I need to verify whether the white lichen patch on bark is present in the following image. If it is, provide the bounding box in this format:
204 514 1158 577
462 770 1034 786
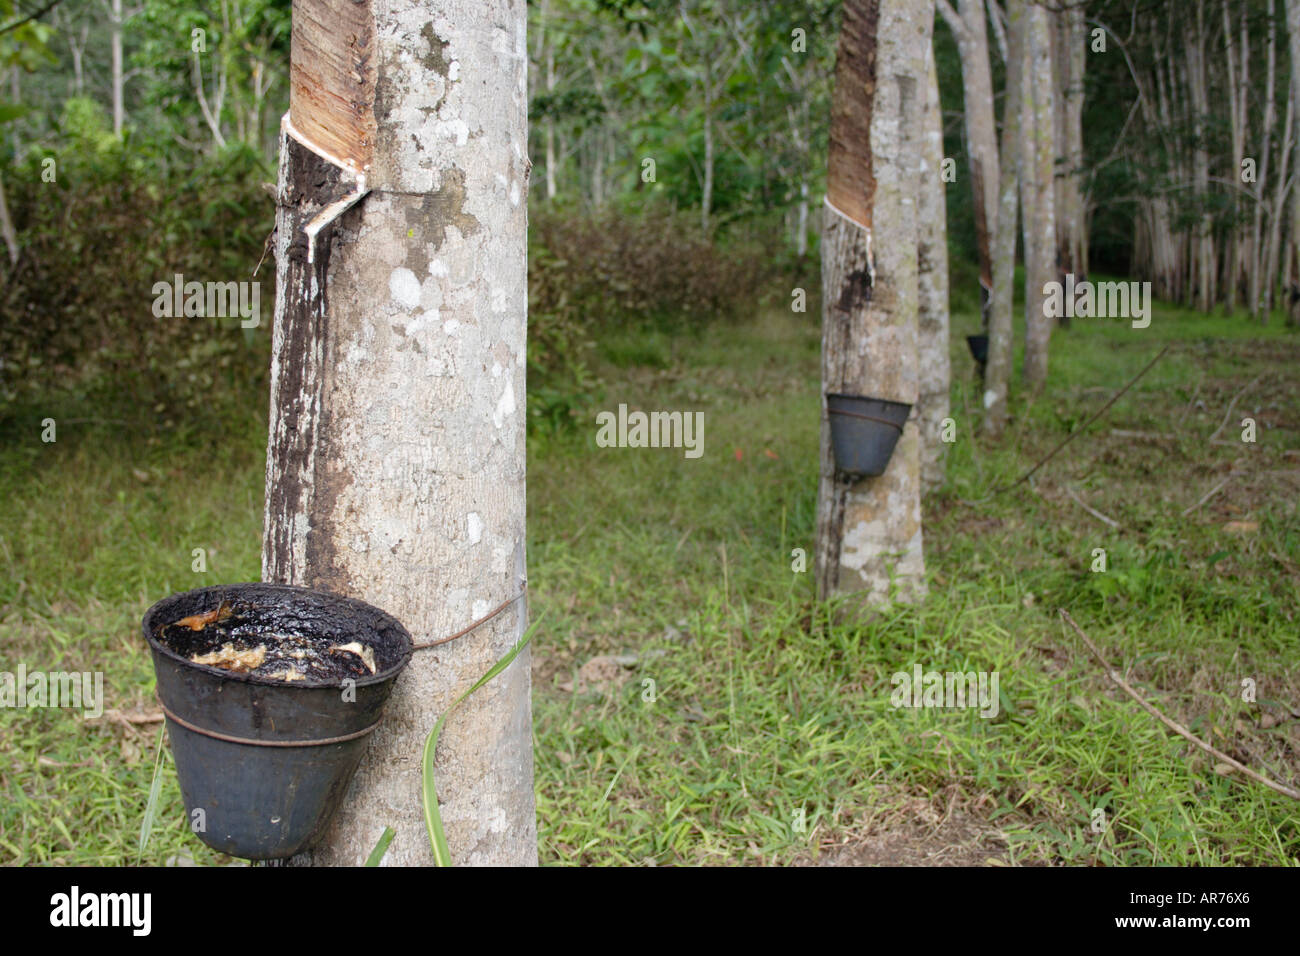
388 267 421 308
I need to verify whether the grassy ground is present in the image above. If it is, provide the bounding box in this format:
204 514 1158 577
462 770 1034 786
2 293 1298 866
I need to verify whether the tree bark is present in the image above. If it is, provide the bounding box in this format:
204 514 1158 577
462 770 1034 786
1247 3 1268 317
545 45 557 200
265 0 535 867
1186 0 1214 313
0 169 19 266
702 56 715 235
938 0 999 326
1053 2 1085 293
1022 2 1055 392
982 0 1025 437
1288 0 1300 324
918 47 949 494
815 0 929 604
110 0 125 136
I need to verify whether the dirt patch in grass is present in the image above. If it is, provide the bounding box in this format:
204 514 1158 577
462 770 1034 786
798 792 1015 867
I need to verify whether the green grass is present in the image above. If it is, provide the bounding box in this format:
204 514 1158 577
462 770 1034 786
1 294 1298 866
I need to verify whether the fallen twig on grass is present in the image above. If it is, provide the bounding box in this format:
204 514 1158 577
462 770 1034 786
1207 376 1262 443
1064 485 1122 529
89 708 165 738
1109 429 1175 441
1178 378 1204 427
37 755 93 769
1059 609 1300 802
93 708 164 725
1181 476 1231 517
991 345 1171 498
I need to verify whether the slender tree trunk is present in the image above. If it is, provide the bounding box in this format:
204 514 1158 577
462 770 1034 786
982 0 1026 437
1187 0 1214 313
9 66 20 157
111 0 125 136
1022 2 1055 392
1224 1 1241 313
918 47 950 494
1267 91 1294 321
797 177 809 257
545 45 557 201
1288 0 1300 324
68 24 89 96
193 51 227 149
266 0 535 867
815 0 929 604
1250 3 1275 318
702 59 714 235
0 169 18 266
1061 3 1086 280
938 0 999 326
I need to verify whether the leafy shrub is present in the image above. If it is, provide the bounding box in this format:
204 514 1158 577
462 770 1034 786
526 203 779 432
0 101 273 428
530 204 769 331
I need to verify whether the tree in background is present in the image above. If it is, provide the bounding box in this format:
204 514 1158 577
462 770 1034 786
918 45 950 493
1020 0 1056 391
0 0 54 263
1287 0 1300 324
1053 2 1086 287
983 0 1025 437
936 0 999 327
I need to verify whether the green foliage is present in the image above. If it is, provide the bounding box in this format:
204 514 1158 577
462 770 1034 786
532 204 769 330
530 0 834 234
0 113 273 426
526 203 779 433
133 0 290 158
55 96 119 154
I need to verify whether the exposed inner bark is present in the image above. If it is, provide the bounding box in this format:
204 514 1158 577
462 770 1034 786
290 0 377 170
826 0 880 228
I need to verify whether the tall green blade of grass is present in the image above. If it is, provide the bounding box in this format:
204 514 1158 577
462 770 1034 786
422 616 541 865
136 726 166 864
364 826 396 866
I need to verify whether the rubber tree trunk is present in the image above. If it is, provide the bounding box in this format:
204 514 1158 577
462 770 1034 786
937 0 999 328
1021 2 1056 391
917 49 950 495
110 0 125 137
1053 3 1085 292
0 169 18 265
814 0 930 604
264 0 536 866
1286 0 1300 324
982 0 1026 437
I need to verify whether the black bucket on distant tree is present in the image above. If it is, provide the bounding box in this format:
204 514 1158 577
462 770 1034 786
966 334 989 365
142 583 413 860
826 392 912 478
